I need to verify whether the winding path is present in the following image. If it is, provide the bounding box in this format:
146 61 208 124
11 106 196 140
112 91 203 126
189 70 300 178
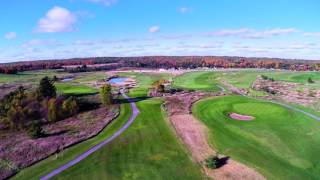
40 89 139 180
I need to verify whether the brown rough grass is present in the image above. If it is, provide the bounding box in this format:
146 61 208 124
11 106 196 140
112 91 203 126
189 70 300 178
165 93 265 180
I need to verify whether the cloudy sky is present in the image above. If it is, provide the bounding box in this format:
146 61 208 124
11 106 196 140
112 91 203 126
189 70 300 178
1 0 320 62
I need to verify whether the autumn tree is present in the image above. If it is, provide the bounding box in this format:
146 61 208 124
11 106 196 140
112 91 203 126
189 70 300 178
48 98 58 122
100 84 113 107
152 79 167 92
62 97 78 117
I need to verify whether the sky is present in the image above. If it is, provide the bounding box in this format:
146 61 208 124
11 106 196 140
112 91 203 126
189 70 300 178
1 0 320 63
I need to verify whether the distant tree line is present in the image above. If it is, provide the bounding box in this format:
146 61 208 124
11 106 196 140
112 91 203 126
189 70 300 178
1 56 320 74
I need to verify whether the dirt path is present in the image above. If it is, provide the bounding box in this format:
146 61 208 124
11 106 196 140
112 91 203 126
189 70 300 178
40 89 139 180
165 93 265 180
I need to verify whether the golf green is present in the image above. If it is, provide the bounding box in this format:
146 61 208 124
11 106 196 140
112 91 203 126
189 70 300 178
193 95 320 179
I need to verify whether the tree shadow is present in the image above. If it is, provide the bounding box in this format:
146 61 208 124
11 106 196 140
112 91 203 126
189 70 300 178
216 156 229 168
113 96 151 104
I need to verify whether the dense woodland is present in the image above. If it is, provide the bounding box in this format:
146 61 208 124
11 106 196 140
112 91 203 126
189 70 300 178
0 56 320 74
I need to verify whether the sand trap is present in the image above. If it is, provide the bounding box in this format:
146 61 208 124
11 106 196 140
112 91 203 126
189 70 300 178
229 113 255 121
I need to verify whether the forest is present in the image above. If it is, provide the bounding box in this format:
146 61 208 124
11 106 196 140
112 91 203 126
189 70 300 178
0 56 319 74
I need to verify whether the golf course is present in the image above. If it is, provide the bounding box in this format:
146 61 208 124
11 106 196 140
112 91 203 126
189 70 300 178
193 95 320 179
4 69 320 180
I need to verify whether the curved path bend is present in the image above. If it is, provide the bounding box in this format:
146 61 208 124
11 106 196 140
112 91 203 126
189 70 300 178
40 89 139 180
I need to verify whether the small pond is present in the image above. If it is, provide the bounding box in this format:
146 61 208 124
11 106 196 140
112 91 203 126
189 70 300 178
108 77 128 84
61 78 74 82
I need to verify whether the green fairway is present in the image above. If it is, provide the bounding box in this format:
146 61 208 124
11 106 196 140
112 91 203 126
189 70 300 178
0 70 68 84
55 83 98 95
50 72 202 179
55 98 202 180
193 95 320 179
13 102 132 180
218 70 266 89
266 71 320 84
173 71 220 91
118 72 173 97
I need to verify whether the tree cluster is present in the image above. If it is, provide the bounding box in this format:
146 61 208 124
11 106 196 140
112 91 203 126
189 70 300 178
0 77 79 138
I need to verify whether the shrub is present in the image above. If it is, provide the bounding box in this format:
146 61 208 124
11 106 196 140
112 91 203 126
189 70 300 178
27 121 43 139
62 97 78 117
308 77 315 83
261 75 268 80
205 155 220 169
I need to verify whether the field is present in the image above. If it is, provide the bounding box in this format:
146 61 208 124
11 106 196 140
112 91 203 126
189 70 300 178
55 83 98 95
172 71 221 91
193 95 320 179
219 70 320 89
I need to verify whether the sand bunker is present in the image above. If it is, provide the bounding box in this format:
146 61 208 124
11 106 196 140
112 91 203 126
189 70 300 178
229 113 255 121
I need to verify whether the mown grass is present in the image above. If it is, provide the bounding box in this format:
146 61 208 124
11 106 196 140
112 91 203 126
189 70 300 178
193 95 320 180
52 72 202 179
55 98 202 180
266 71 320 84
0 70 68 84
12 102 132 180
172 71 220 91
55 83 98 95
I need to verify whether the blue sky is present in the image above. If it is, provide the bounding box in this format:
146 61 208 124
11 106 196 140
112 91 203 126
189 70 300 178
1 0 320 62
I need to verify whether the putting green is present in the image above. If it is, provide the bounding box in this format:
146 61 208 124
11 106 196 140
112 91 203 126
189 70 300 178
193 95 320 180
173 71 221 91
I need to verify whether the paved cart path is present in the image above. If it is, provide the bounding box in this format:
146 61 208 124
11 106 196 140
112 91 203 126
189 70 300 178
40 89 139 180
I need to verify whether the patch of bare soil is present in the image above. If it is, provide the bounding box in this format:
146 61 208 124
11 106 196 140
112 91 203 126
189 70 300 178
164 93 265 180
0 105 119 179
229 113 255 121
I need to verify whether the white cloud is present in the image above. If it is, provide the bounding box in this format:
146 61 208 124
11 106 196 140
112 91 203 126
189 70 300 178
74 40 96 46
207 28 298 39
149 26 160 33
22 39 61 47
4 32 17 39
303 32 320 37
36 6 77 33
207 28 252 36
178 7 191 14
86 0 117 6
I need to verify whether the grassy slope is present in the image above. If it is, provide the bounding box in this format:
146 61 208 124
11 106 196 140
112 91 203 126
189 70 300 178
13 103 132 180
173 71 220 91
193 95 320 180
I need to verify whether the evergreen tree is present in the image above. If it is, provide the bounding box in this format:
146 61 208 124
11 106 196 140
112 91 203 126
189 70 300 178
38 76 56 98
